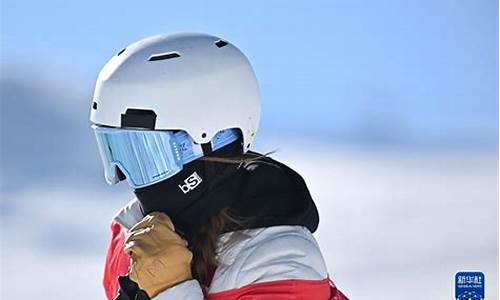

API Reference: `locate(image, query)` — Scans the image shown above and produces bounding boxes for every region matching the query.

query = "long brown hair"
[190,208,245,289]
[191,151,275,290]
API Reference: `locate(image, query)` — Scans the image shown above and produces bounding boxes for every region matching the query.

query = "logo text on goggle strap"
[178,172,203,194]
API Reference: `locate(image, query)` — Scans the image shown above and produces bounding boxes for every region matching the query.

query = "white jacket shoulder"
[209,225,328,293]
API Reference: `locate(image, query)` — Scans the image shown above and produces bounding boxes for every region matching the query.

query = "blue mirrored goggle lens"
[92,125,240,188]
[92,126,183,188]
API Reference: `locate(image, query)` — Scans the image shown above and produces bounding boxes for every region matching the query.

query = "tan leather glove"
[124,212,193,298]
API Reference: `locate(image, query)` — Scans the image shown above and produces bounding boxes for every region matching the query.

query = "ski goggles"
[92,125,239,188]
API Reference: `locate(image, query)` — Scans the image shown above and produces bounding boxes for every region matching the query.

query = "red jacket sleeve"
[206,278,348,300]
[103,221,131,300]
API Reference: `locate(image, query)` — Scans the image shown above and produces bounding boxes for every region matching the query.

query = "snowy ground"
[1,143,498,299]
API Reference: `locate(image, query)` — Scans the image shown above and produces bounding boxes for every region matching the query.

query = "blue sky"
[1,0,498,145]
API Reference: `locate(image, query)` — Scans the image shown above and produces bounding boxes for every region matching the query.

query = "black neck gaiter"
[134,144,320,244]
[134,141,243,241]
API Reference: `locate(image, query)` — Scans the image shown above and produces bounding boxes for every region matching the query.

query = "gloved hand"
[124,212,193,298]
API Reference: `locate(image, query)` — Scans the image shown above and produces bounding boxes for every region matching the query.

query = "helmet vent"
[214,39,228,48]
[148,51,181,61]
[116,48,126,56]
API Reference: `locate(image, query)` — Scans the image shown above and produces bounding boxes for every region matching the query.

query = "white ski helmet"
[90,33,261,152]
